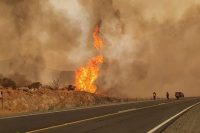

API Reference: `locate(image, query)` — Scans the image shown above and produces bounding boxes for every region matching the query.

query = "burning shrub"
[0,77,16,89]
[28,82,42,89]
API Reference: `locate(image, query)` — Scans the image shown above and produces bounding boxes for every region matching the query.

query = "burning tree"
[75,24,104,93]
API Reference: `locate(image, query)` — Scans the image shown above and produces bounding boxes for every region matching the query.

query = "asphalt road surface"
[0,98,199,133]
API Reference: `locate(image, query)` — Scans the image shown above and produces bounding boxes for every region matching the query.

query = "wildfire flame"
[75,55,103,93]
[93,25,103,50]
[75,25,104,93]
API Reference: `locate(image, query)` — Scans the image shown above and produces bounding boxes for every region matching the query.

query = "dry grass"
[0,88,128,117]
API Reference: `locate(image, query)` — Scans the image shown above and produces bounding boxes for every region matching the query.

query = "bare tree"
[50,78,60,90]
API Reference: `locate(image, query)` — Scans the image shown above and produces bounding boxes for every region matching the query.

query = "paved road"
[0,98,199,133]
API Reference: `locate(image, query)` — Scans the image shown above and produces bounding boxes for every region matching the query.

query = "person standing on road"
[166,92,169,100]
[0,91,3,109]
[153,92,156,100]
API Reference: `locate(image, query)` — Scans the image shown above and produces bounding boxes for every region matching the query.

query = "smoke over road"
[0,0,200,97]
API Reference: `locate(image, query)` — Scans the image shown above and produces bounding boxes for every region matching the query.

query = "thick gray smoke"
[0,0,200,97]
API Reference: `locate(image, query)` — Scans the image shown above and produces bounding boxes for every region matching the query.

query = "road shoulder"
[164,103,200,133]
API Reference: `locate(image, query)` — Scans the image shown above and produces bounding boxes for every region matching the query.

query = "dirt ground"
[0,88,130,117]
[164,103,200,133]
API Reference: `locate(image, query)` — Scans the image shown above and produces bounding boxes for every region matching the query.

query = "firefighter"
[153,92,156,100]
[0,91,2,99]
[0,91,3,109]
[166,92,169,100]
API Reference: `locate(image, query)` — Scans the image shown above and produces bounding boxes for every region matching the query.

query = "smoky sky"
[0,0,200,97]
[80,0,200,97]
[0,0,82,85]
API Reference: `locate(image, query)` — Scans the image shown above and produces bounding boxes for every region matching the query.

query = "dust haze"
[0,0,200,97]
[0,0,84,85]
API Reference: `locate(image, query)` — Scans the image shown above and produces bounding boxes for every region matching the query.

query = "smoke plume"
[0,0,83,85]
[0,0,200,97]
[79,0,200,97]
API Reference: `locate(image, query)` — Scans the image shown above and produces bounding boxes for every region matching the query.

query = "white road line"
[0,99,160,120]
[147,101,200,133]
[26,99,191,133]
[118,103,167,113]
[118,108,136,113]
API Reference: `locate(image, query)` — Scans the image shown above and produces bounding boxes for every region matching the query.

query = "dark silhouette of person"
[0,91,2,99]
[153,92,156,100]
[166,92,169,100]
[0,91,3,109]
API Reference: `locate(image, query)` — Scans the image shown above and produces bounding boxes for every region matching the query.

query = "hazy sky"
[1,0,200,97]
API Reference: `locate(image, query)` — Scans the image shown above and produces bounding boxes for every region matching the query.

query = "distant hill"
[0,59,75,86]
[46,69,74,86]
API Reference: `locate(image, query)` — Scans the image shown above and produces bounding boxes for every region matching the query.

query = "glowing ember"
[75,24,104,93]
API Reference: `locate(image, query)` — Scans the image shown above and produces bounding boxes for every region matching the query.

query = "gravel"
[164,103,200,133]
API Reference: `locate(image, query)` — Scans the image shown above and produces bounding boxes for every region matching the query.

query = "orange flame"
[93,25,103,50]
[75,55,103,93]
[75,25,104,93]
